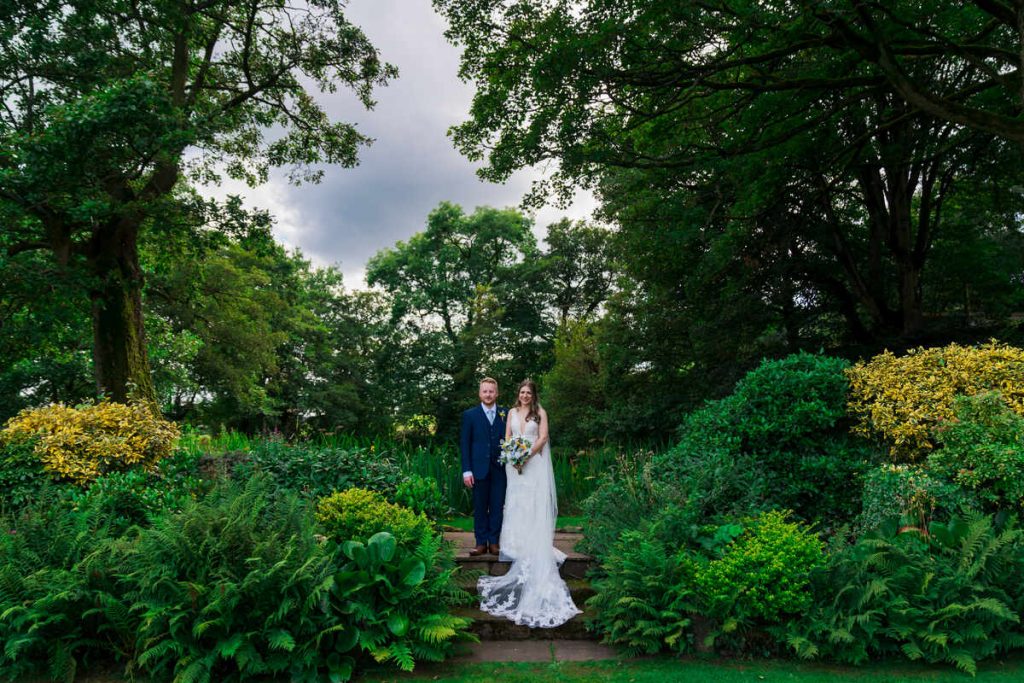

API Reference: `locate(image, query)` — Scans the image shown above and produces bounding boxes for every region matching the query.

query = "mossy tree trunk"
[87,219,157,406]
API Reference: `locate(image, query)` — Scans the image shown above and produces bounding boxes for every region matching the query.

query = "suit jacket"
[460,404,507,480]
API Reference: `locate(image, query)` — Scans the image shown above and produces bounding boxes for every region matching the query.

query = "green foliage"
[317,488,435,549]
[61,449,206,531]
[858,463,974,534]
[1,0,394,403]
[327,530,475,673]
[929,392,1024,511]
[586,531,696,655]
[0,439,49,513]
[578,450,664,561]
[698,511,825,624]
[785,514,1024,675]
[394,474,447,519]
[654,352,879,526]
[0,490,129,682]
[235,439,404,499]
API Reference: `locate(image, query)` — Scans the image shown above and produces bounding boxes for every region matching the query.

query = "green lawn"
[442,515,585,531]
[358,656,1024,682]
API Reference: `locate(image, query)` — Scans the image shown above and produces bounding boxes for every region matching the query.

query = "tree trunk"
[898,263,924,336]
[88,221,157,406]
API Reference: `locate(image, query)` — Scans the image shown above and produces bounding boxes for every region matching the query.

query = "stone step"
[453,606,594,641]
[456,557,591,580]
[459,576,596,605]
[447,531,593,580]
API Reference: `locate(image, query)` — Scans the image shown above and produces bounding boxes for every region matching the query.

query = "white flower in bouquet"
[499,435,531,474]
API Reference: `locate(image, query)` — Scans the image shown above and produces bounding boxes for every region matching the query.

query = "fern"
[784,512,1024,675]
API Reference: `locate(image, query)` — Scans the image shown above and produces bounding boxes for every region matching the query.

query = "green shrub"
[317,488,434,549]
[929,391,1024,510]
[1,477,473,682]
[62,449,206,531]
[858,463,973,533]
[394,474,447,518]
[586,530,696,655]
[235,440,404,498]
[697,510,824,625]
[785,514,1024,675]
[653,352,880,527]
[0,439,49,513]
[578,450,666,561]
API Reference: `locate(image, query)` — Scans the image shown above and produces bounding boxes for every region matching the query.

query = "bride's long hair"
[514,379,542,424]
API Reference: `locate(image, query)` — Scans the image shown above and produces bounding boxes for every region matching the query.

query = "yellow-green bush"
[845,340,1024,462]
[0,400,180,484]
[316,488,433,548]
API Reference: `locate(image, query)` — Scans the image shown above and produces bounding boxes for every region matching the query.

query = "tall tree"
[541,219,615,326]
[0,0,394,403]
[366,201,546,435]
[435,0,1024,340]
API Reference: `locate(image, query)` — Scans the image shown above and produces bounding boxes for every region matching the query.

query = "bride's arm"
[505,410,512,440]
[530,408,549,456]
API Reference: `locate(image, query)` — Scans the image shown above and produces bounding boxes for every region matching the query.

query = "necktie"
[486,409,494,425]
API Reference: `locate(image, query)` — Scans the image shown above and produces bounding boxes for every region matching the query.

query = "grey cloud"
[200,0,596,283]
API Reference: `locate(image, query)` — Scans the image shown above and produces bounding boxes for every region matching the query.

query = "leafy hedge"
[0,399,180,484]
[233,440,405,499]
[317,487,435,549]
[845,340,1024,461]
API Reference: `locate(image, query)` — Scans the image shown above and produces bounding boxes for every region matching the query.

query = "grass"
[357,655,1024,682]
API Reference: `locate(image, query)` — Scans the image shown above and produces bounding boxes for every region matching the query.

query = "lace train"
[477,410,581,628]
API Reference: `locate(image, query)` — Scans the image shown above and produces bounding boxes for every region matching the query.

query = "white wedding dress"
[477,409,581,628]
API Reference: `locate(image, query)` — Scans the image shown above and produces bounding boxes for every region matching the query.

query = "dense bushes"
[0,477,473,682]
[394,473,447,518]
[234,439,405,499]
[0,399,180,484]
[0,440,48,513]
[786,514,1024,676]
[845,341,1024,461]
[586,530,696,655]
[583,352,880,562]
[0,490,124,682]
[929,392,1024,511]
[587,510,823,653]
[583,343,1024,671]
[698,511,824,625]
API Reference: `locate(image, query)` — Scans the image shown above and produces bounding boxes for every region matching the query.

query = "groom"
[460,377,507,557]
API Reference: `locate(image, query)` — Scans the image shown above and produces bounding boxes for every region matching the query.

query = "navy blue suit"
[460,405,507,546]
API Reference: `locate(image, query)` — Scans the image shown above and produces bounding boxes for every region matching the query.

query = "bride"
[477,379,582,628]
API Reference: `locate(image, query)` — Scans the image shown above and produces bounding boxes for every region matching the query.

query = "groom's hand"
[463,473,475,488]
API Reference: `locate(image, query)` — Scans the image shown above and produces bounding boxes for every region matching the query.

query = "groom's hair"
[480,377,498,387]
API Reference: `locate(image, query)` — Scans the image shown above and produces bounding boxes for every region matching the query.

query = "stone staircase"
[446,530,611,653]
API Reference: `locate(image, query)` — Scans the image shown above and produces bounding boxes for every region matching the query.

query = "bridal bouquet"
[499,436,532,474]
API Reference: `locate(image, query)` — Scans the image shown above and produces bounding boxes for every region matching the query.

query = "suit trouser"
[472,463,507,545]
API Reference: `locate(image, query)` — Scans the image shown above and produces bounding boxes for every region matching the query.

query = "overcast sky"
[198,0,597,286]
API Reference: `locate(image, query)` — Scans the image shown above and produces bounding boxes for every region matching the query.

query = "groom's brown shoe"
[469,544,488,556]
[488,543,500,556]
